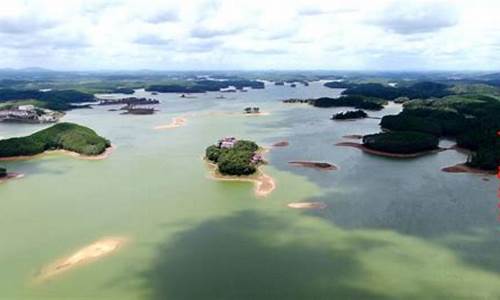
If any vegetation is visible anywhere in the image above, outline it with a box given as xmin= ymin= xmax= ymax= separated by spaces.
xmin=323 ymin=81 xmax=356 ymax=89
xmin=0 ymin=122 xmax=110 ymax=158
xmin=0 ymin=167 xmax=6 ymax=177
xmin=332 ymin=110 xmax=368 ymax=120
xmin=146 ymin=80 xmax=264 ymax=93
xmin=380 ymin=94 xmax=500 ymax=170
xmin=311 ymin=95 xmax=386 ymax=110
xmin=363 ymin=131 xmax=439 ymax=154
xmin=0 ymin=89 xmax=95 ymax=111
xmin=339 ymin=82 xmax=453 ymax=100
xmin=205 ymin=140 xmax=261 ymax=176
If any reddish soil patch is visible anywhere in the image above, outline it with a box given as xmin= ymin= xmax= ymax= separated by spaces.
xmin=272 ymin=141 xmax=289 ymax=147
xmin=442 ymin=163 xmax=496 ymax=176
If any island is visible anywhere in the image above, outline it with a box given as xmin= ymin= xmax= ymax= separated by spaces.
xmin=0 ymin=122 xmax=111 ymax=159
xmin=282 ymin=95 xmax=386 ymax=110
xmin=146 ymin=79 xmax=264 ymax=93
xmin=288 ymin=161 xmax=337 ymax=170
xmin=337 ymin=131 xmax=441 ymax=158
xmin=205 ymin=137 xmax=275 ymax=196
xmin=244 ymin=107 xmax=260 ymax=114
xmin=0 ymin=167 xmax=5 ymax=177
xmin=332 ymin=110 xmax=368 ymax=120
xmin=97 ymin=97 xmax=159 ymax=106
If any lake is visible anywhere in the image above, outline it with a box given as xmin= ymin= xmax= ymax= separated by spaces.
xmin=1 ymin=81 xmax=499 ymax=299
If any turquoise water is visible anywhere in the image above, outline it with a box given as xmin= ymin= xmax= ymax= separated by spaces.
xmin=0 ymin=81 xmax=499 ymax=299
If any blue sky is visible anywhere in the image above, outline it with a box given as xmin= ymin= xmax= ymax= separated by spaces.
xmin=0 ymin=0 xmax=499 ymax=71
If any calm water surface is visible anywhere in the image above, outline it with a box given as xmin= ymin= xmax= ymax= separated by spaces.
xmin=0 ymin=82 xmax=499 ymax=299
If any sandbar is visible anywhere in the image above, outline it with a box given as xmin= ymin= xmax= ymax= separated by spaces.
xmin=288 ymin=161 xmax=337 ymax=170
xmin=287 ymin=202 xmax=327 ymax=209
xmin=442 ymin=163 xmax=496 ymax=176
xmin=0 ymin=145 xmax=115 ymax=162
xmin=0 ymin=172 xmax=24 ymax=183
xmin=154 ymin=117 xmax=187 ymax=130
xmin=272 ymin=140 xmax=289 ymax=147
xmin=38 ymin=237 xmax=126 ymax=280
xmin=336 ymin=142 xmax=444 ymax=158
xmin=205 ymin=160 xmax=276 ymax=198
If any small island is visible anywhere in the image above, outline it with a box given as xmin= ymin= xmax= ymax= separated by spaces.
xmin=0 ymin=166 xmax=23 ymax=183
xmin=0 ymin=167 xmax=6 ymax=177
xmin=205 ymin=137 xmax=275 ymax=197
xmin=337 ymin=131 xmax=441 ymax=158
xmin=206 ymin=137 xmax=264 ymax=176
xmin=244 ymin=107 xmax=260 ymax=114
xmin=0 ymin=122 xmax=111 ymax=159
xmin=332 ymin=110 xmax=368 ymax=120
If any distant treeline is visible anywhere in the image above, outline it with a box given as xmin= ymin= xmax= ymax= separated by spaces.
xmin=325 ymin=81 xmax=453 ymax=100
xmin=0 ymin=89 xmax=95 ymax=111
xmin=146 ymin=80 xmax=264 ymax=93
xmin=311 ymin=95 xmax=387 ymax=110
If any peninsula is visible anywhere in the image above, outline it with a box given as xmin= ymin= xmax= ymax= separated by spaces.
xmin=0 ymin=122 xmax=111 ymax=159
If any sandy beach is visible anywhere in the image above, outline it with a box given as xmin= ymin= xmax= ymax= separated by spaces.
xmin=0 ymin=172 xmax=24 ymax=183
xmin=288 ymin=161 xmax=337 ymax=171
xmin=38 ymin=237 xmax=126 ymax=280
xmin=154 ymin=117 xmax=187 ymax=130
xmin=336 ymin=142 xmax=444 ymax=158
xmin=205 ymin=160 xmax=276 ymax=198
xmin=0 ymin=145 xmax=116 ymax=162
xmin=287 ymin=202 xmax=327 ymax=209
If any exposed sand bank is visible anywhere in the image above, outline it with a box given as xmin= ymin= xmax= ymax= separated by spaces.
xmin=0 ymin=145 xmax=116 ymax=162
xmin=442 ymin=163 xmax=496 ymax=176
xmin=287 ymin=202 xmax=327 ymax=210
xmin=0 ymin=172 xmax=24 ymax=183
xmin=205 ymin=160 xmax=276 ymax=198
xmin=154 ymin=117 xmax=187 ymax=130
xmin=272 ymin=140 xmax=289 ymax=147
xmin=38 ymin=237 xmax=126 ymax=280
xmin=336 ymin=142 xmax=444 ymax=158
xmin=288 ymin=161 xmax=337 ymax=171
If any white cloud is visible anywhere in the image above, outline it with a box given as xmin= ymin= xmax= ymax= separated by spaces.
xmin=0 ymin=0 xmax=498 ymax=70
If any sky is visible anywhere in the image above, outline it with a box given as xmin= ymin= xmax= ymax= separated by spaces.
xmin=0 ymin=0 xmax=499 ymax=71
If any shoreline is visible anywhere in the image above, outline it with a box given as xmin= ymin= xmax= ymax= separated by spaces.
xmin=37 ymin=237 xmax=127 ymax=281
xmin=288 ymin=161 xmax=337 ymax=171
xmin=0 ymin=145 xmax=116 ymax=162
xmin=204 ymin=159 xmax=276 ymax=198
xmin=272 ymin=140 xmax=289 ymax=147
xmin=287 ymin=202 xmax=327 ymax=209
xmin=154 ymin=116 xmax=187 ymax=130
xmin=336 ymin=142 xmax=444 ymax=158
xmin=0 ymin=172 xmax=24 ymax=183
xmin=442 ymin=163 xmax=496 ymax=176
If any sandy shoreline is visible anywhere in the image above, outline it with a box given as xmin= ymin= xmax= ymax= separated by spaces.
xmin=336 ymin=142 xmax=444 ymax=158
xmin=0 ymin=145 xmax=116 ymax=162
xmin=288 ymin=161 xmax=337 ymax=171
xmin=205 ymin=160 xmax=276 ymax=198
xmin=287 ymin=202 xmax=327 ymax=209
xmin=154 ymin=117 xmax=187 ymax=130
xmin=442 ymin=163 xmax=496 ymax=176
xmin=0 ymin=172 xmax=24 ymax=183
xmin=37 ymin=237 xmax=126 ymax=280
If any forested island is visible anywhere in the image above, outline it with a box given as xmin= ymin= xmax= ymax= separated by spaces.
xmin=379 ymin=95 xmax=499 ymax=170
xmin=146 ymin=79 xmax=264 ymax=93
xmin=332 ymin=110 xmax=368 ymax=120
xmin=0 ymin=122 xmax=110 ymax=158
xmin=0 ymin=167 xmax=6 ymax=177
xmin=362 ymin=132 xmax=439 ymax=154
xmin=205 ymin=137 xmax=264 ymax=176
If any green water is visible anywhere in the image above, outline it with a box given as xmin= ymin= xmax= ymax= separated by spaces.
xmin=1 ymin=82 xmax=499 ymax=299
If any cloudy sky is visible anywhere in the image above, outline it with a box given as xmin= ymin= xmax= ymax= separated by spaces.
xmin=0 ymin=0 xmax=499 ymax=71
